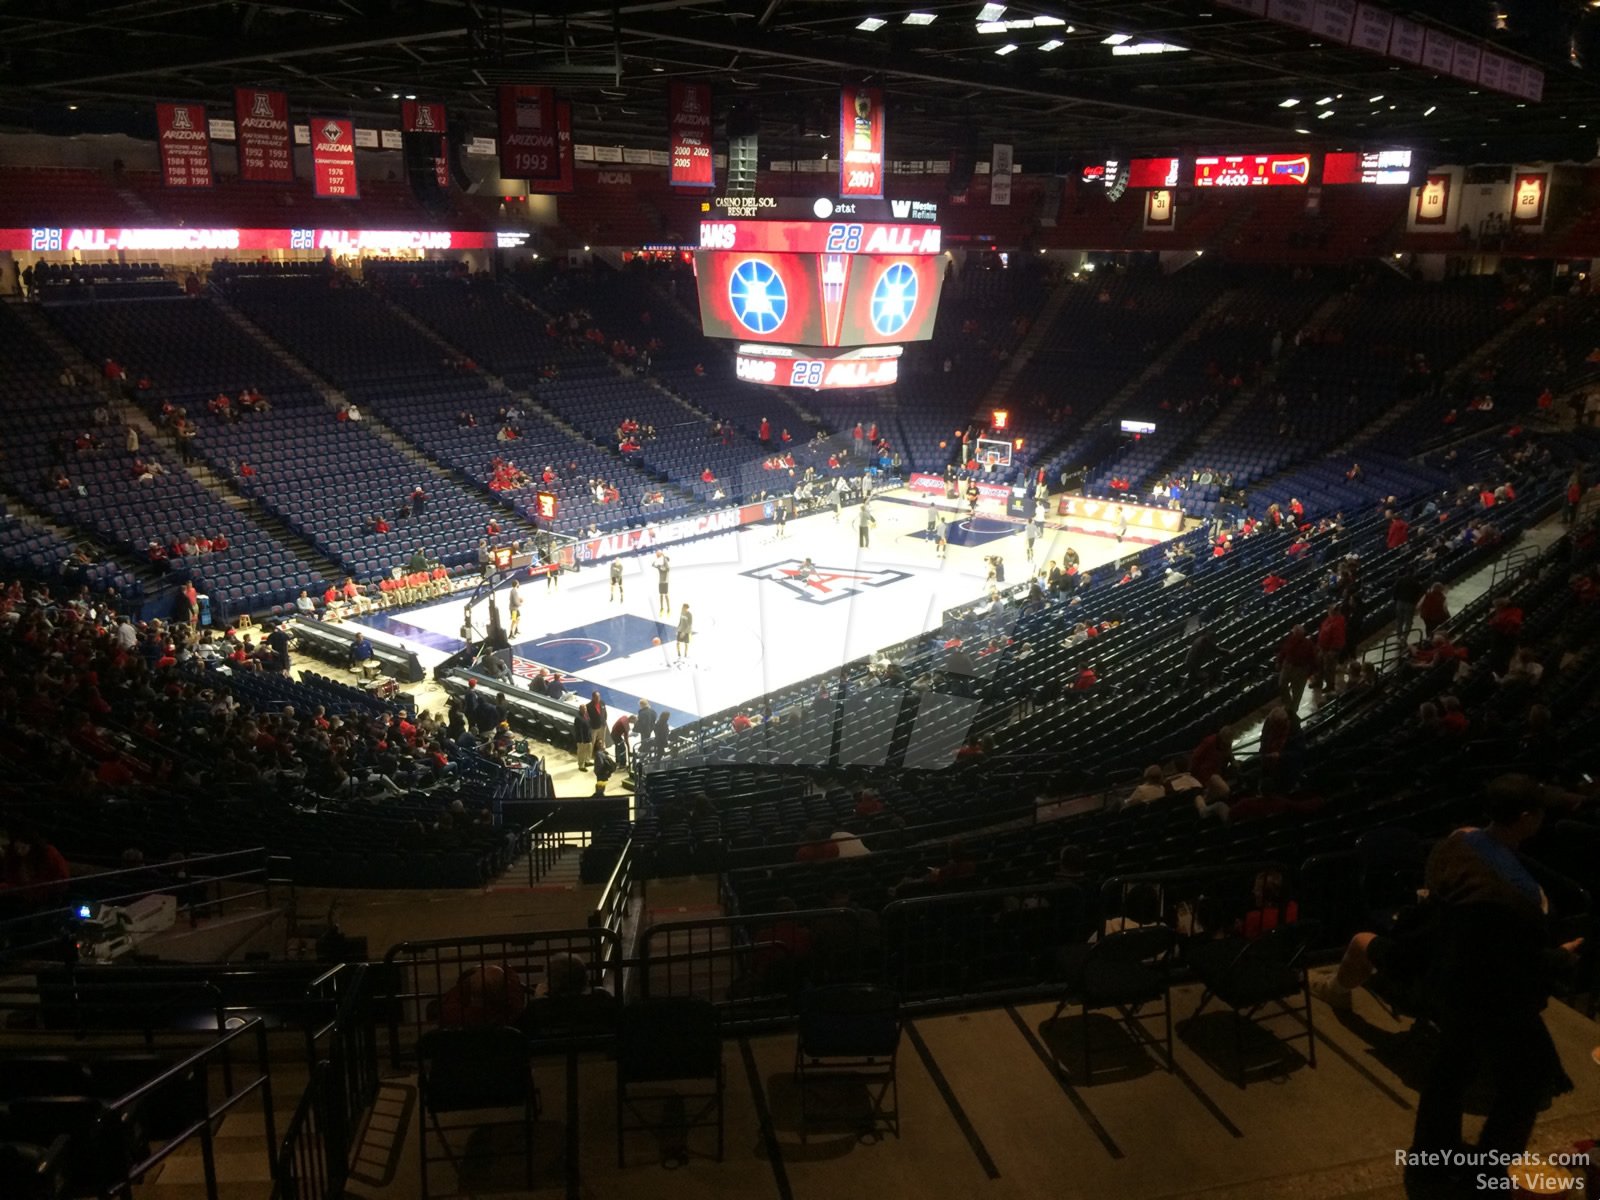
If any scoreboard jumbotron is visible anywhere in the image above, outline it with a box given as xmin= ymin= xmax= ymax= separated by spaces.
xmin=692 ymin=199 xmax=945 ymax=390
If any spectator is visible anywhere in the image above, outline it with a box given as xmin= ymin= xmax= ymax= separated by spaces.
xmin=1315 ymin=602 xmax=1347 ymax=690
xmin=1419 ymin=583 xmax=1451 ymax=639
xmin=1277 ymin=623 xmax=1317 ymax=710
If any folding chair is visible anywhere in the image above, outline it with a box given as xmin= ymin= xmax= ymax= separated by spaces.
xmin=417 ymin=1026 xmax=539 ymax=1199
xmin=1052 ymin=926 xmax=1177 ymax=1081
xmin=615 ymin=998 xmax=724 ymax=1166
xmin=1185 ymin=922 xmax=1318 ymax=1086
xmin=794 ymin=984 xmax=901 ymax=1141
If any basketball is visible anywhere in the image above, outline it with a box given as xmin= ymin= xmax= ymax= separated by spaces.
xmin=652 ymin=636 xmax=661 ymax=645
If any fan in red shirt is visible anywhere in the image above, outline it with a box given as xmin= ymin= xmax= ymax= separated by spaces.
xmin=1315 ymin=603 xmax=1347 ymax=689
xmin=1385 ymin=513 xmax=1410 ymax=549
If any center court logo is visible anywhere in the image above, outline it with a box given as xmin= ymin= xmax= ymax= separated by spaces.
xmin=741 ymin=559 xmax=911 ymax=605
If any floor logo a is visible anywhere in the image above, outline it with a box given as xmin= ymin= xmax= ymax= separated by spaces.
xmin=741 ymin=559 xmax=911 ymax=605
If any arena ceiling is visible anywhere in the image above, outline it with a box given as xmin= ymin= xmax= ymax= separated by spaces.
xmin=3 ymin=0 xmax=1600 ymax=166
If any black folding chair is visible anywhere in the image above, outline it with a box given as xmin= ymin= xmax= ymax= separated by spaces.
xmin=1052 ymin=926 xmax=1177 ymax=1081
xmin=1185 ymin=922 xmax=1318 ymax=1086
xmin=793 ymin=985 xmax=901 ymax=1141
xmin=615 ymin=998 xmax=724 ymax=1166
xmin=417 ymin=1027 xmax=539 ymax=1199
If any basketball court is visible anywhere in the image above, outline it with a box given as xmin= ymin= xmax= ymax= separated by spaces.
xmin=349 ymin=487 xmax=1186 ymax=728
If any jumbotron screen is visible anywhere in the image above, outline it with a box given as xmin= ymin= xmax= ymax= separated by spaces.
xmin=693 ymin=218 xmax=944 ymax=349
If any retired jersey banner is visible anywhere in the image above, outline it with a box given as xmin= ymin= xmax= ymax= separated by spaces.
xmin=527 ymin=102 xmax=574 ymax=195
xmin=839 ymin=84 xmax=885 ymax=198
xmin=311 ymin=117 xmax=359 ymax=199
xmin=401 ymin=100 xmax=447 ymax=135
xmin=668 ymin=83 xmax=714 ymax=188
xmin=156 ymin=102 xmax=212 ymax=188
xmin=233 ymin=89 xmax=293 ymax=183
xmin=498 ymin=85 xmax=561 ymax=180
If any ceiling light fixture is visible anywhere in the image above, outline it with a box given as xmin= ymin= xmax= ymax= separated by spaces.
xmin=856 ymin=16 xmax=887 ymax=31
xmin=976 ymin=21 xmax=1008 ymax=32
xmin=1005 ymin=17 xmax=1036 ymax=28
xmin=978 ymin=2 xmax=1007 ymax=20
xmin=1317 ymin=110 xmax=1333 ymax=119
xmin=903 ymin=11 xmax=937 ymax=24
xmin=1040 ymin=38 xmax=1064 ymax=50
xmin=995 ymin=42 xmax=1018 ymax=55
xmin=1101 ymin=32 xmax=1132 ymax=45
xmin=1111 ymin=41 xmax=1188 ymax=55
xmin=1423 ymin=105 xmax=1437 ymax=116
xmin=1279 ymin=98 xmax=1300 ymax=108
xmin=1316 ymin=96 xmax=1334 ymax=105
xmin=1294 ymin=127 xmax=1312 ymax=135
xmin=1368 ymin=94 xmax=1384 ymax=102
xmin=1035 ymin=14 xmax=1068 ymax=26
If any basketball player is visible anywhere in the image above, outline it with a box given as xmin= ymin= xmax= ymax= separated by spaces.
xmin=797 ymin=556 xmax=817 ymax=585
xmin=675 ymin=603 xmax=693 ymax=662
xmin=1025 ymin=518 xmax=1040 ymax=563
xmin=654 ymin=551 xmax=670 ymax=614
xmin=508 ymin=579 xmax=522 ymax=637
xmin=832 ymin=479 xmax=845 ymax=522
xmin=1114 ymin=505 xmax=1128 ymax=543
xmin=858 ymin=500 xmax=875 ymax=549
xmin=775 ymin=498 xmax=788 ymax=538
xmin=609 ymin=558 xmax=624 ymax=602
xmin=926 ymin=502 xmax=937 ymax=541
xmin=936 ymin=519 xmax=949 ymax=559
xmin=966 ymin=480 xmax=980 ymax=520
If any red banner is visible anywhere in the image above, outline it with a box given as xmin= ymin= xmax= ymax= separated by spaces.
xmin=668 ymin=83 xmax=714 ymax=188
xmin=527 ymin=102 xmax=573 ymax=195
xmin=839 ymin=84 xmax=885 ymax=199
xmin=156 ymin=102 xmax=212 ymax=189
xmin=233 ymin=89 xmax=293 ymax=183
xmin=311 ymin=117 xmax=359 ymax=199
xmin=401 ymin=100 xmax=447 ymax=135
xmin=497 ymin=85 xmax=561 ymax=181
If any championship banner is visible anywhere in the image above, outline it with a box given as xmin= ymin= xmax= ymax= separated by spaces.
xmin=233 ymin=89 xmax=293 ymax=183
xmin=311 ymin=117 xmax=359 ymax=199
xmin=1510 ymin=172 xmax=1548 ymax=227
xmin=401 ymin=101 xmax=450 ymax=189
xmin=527 ymin=102 xmax=574 ymax=194
xmin=989 ymin=144 xmax=1014 ymax=206
xmin=401 ymin=100 xmax=447 ymax=135
xmin=839 ymin=84 xmax=885 ymax=199
xmin=156 ymin=102 xmax=212 ymax=189
xmin=668 ymin=83 xmax=714 ymax=188
xmin=497 ymin=85 xmax=561 ymax=181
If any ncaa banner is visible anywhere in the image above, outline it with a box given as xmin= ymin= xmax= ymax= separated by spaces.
xmin=668 ymin=83 xmax=714 ymax=188
xmin=233 ymin=89 xmax=293 ymax=183
xmin=527 ymin=102 xmax=574 ymax=194
xmin=156 ymin=102 xmax=212 ymax=189
xmin=311 ymin=117 xmax=359 ymax=199
xmin=989 ymin=144 xmax=1013 ymax=206
xmin=497 ymin=85 xmax=561 ymax=180
xmin=839 ymin=84 xmax=885 ymax=198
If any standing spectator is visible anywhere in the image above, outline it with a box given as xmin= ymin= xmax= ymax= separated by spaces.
xmin=1394 ymin=568 xmax=1425 ymax=646
xmin=610 ymin=714 xmax=633 ymax=769
xmin=1188 ymin=724 xmax=1234 ymax=787
xmin=1486 ymin=596 xmax=1524 ymax=676
xmin=1276 ymin=622 xmax=1317 ymax=710
xmin=653 ymin=551 xmax=670 ymax=614
xmin=609 ymin=558 xmax=624 ymax=602
xmin=1420 ymin=582 xmax=1451 ymax=640
xmin=573 ymin=704 xmax=593 ymax=772
xmin=1385 ymin=511 xmax=1410 ymax=549
xmin=1315 ymin=602 xmax=1347 ymax=690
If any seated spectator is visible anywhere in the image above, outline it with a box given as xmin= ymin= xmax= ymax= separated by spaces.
xmin=294 ymin=590 xmax=318 ymax=618
xmin=1094 ymin=883 xmax=1163 ymax=941
xmin=1125 ymin=765 xmax=1168 ymax=807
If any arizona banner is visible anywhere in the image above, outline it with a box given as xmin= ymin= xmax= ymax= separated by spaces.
xmin=311 ymin=117 xmax=359 ymax=199
xmin=527 ymin=102 xmax=574 ymax=195
xmin=233 ymin=89 xmax=293 ymax=183
xmin=156 ymin=102 xmax=212 ymax=188
xmin=497 ymin=85 xmax=561 ymax=181
xmin=401 ymin=100 xmax=447 ymax=135
xmin=839 ymin=84 xmax=885 ymax=198
xmin=668 ymin=83 xmax=714 ymax=188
